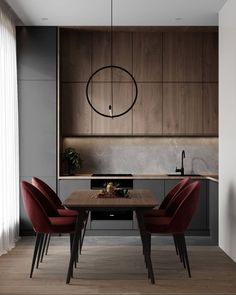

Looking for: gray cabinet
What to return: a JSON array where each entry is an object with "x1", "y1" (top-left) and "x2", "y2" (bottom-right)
[
  {"x1": 208, "y1": 180, "x2": 218, "y2": 244},
  {"x1": 164, "y1": 179, "x2": 209, "y2": 235},
  {"x1": 17, "y1": 27, "x2": 57, "y2": 235},
  {"x1": 59, "y1": 179, "x2": 90, "y2": 201}
]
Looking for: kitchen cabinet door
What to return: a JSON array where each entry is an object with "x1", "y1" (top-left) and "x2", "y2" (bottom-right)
[
  {"x1": 133, "y1": 32, "x2": 162, "y2": 82},
  {"x1": 92, "y1": 82, "x2": 133, "y2": 135},
  {"x1": 203, "y1": 83, "x2": 218, "y2": 135},
  {"x1": 163, "y1": 32, "x2": 202, "y2": 82},
  {"x1": 60, "y1": 83, "x2": 92, "y2": 135},
  {"x1": 92, "y1": 31, "x2": 111, "y2": 81},
  {"x1": 133, "y1": 83, "x2": 163, "y2": 135},
  {"x1": 163, "y1": 83, "x2": 203, "y2": 135},
  {"x1": 60, "y1": 29, "x2": 91, "y2": 82},
  {"x1": 203, "y1": 32, "x2": 218, "y2": 82}
]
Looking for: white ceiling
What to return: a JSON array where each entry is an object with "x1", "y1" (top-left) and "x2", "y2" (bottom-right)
[{"x1": 6, "y1": 0, "x2": 227, "y2": 26}]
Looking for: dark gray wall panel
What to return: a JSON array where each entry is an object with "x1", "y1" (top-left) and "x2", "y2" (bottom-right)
[
  {"x1": 17, "y1": 27, "x2": 57, "y2": 235},
  {"x1": 17, "y1": 27, "x2": 56, "y2": 81},
  {"x1": 19, "y1": 80, "x2": 56, "y2": 177}
]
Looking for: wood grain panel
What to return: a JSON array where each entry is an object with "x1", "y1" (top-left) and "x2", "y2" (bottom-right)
[
  {"x1": 60, "y1": 83, "x2": 91, "y2": 135},
  {"x1": 92, "y1": 32, "x2": 111, "y2": 81},
  {"x1": 203, "y1": 32, "x2": 218, "y2": 82},
  {"x1": 163, "y1": 83, "x2": 202, "y2": 135},
  {"x1": 92, "y1": 82, "x2": 132, "y2": 134},
  {"x1": 203, "y1": 83, "x2": 218, "y2": 135},
  {"x1": 133, "y1": 32, "x2": 162, "y2": 81},
  {"x1": 113, "y1": 32, "x2": 132, "y2": 81},
  {"x1": 60, "y1": 29, "x2": 91, "y2": 82},
  {"x1": 163, "y1": 32, "x2": 202, "y2": 82},
  {"x1": 133, "y1": 83, "x2": 162, "y2": 135},
  {"x1": 63, "y1": 189, "x2": 158, "y2": 208}
]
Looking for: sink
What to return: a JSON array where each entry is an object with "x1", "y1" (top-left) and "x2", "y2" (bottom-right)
[{"x1": 167, "y1": 174, "x2": 201, "y2": 177}]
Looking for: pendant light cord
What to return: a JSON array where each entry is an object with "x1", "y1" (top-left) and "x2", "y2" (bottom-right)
[{"x1": 110, "y1": 0, "x2": 113, "y2": 117}]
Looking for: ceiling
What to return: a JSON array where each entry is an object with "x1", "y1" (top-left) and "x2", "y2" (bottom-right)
[{"x1": 5, "y1": 0, "x2": 227, "y2": 26}]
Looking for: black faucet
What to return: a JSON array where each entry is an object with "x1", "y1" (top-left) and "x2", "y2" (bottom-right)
[{"x1": 175, "y1": 150, "x2": 185, "y2": 176}]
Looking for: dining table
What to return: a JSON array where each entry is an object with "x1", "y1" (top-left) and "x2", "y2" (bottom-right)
[{"x1": 63, "y1": 189, "x2": 158, "y2": 284}]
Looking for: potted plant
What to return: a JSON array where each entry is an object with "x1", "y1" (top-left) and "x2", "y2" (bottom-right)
[{"x1": 63, "y1": 148, "x2": 82, "y2": 175}]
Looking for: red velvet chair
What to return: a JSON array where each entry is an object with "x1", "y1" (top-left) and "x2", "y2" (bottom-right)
[
  {"x1": 144, "y1": 177, "x2": 191, "y2": 218},
  {"x1": 144, "y1": 181, "x2": 200, "y2": 278},
  {"x1": 32, "y1": 177, "x2": 88, "y2": 255},
  {"x1": 21, "y1": 181, "x2": 76, "y2": 278}
]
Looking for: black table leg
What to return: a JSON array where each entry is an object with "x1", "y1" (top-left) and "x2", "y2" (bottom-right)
[
  {"x1": 66, "y1": 210, "x2": 86, "y2": 284},
  {"x1": 136, "y1": 210, "x2": 155, "y2": 284}
]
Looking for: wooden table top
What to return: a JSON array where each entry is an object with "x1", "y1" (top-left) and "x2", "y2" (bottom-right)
[{"x1": 63, "y1": 189, "x2": 158, "y2": 209}]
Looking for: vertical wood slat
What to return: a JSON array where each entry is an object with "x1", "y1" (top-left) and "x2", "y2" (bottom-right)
[{"x1": 163, "y1": 32, "x2": 202, "y2": 82}]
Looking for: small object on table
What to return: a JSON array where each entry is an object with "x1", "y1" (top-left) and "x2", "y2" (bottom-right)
[{"x1": 96, "y1": 188, "x2": 129, "y2": 198}]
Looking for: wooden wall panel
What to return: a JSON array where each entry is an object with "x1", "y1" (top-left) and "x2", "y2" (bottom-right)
[
  {"x1": 60, "y1": 29, "x2": 91, "y2": 82},
  {"x1": 163, "y1": 84, "x2": 202, "y2": 135},
  {"x1": 92, "y1": 32, "x2": 111, "y2": 81},
  {"x1": 92, "y1": 83, "x2": 132, "y2": 134},
  {"x1": 203, "y1": 32, "x2": 218, "y2": 82},
  {"x1": 133, "y1": 32, "x2": 162, "y2": 81},
  {"x1": 113, "y1": 32, "x2": 132, "y2": 81},
  {"x1": 133, "y1": 83, "x2": 162, "y2": 134},
  {"x1": 163, "y1": 32, "x2": 202, "y2": 82},
  {"x1": 60, "y1": 83, "x2": 91, "y2": 135},
  {"x1": 203, "y1": 83, "x2": 218, "y2": 135}
]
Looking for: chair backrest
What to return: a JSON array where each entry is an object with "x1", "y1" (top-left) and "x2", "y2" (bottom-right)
[
  {"x1": 169, "y1": 181, "x2": 200, "y2": 233},
  {"x1": 159, "y1": 177, "x2": 191, "y2": 210},
  {"x1": 21, "y1": 181, "x2": 52, "y2": 233},
  {"x1": 32, "y1": 177, "x2": 62, "y2": 209}
]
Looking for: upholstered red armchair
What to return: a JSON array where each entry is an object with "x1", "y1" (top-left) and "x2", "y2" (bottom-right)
[
  {"x1": 21, "y1": 181, "x2": 76, "y2": 278},
  {"x1": 144, "y1": 181, "x2": 200, "y2": 278}
]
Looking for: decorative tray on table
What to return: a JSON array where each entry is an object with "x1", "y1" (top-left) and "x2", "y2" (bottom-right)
[{"x1": 96, "y1": 188, "x2": 130, "y2": 199}]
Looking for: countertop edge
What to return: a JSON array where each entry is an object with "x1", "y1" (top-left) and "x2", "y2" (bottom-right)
[{"x1": 59, "y1": 174, "x2": 218, "y2": 182}]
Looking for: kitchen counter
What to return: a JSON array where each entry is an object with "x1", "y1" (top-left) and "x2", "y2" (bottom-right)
[{"x1": 59, "y1": 174, "x2": 218, "y2": 182}]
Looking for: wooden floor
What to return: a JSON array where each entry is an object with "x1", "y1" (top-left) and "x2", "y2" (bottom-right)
[{"x1": 0, "y1": 236, "x2": 236, "y2": 295}]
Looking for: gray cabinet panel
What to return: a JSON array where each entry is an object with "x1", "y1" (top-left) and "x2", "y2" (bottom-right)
[
  {"x1": 133, "y1": 180, "x2": 165, "y2": 202},
  {"x1": 19, "y1": 80, "x2": 56, "y2": 177},
  {"x1": 208, "y1": 180, "x2": 218, "y2": 244},
  {"x1": 59, "y1": 179, "x2": 90, "y2": 201},
  {"x1": 17, "y1": 27, "x2": 56, "y2": 81},
  {"x1": 164, "y1": 179, "x2": 208, "y2": 233},
  {"x1": 90, "y1": 220, "x2": 133, "y2": 230}
]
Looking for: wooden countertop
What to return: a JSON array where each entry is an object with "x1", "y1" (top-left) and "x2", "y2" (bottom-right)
[{"x1": 59, "y1": 174, "x2": 218, "y2": 182}]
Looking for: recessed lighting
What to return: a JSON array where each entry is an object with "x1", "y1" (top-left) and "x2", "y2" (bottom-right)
[
  {"x1": 175, "y1": 17, "x2": 182, "y2": 21},
  {"x1": 41, "y1": 18, "x2": 48, "y2": 21}
]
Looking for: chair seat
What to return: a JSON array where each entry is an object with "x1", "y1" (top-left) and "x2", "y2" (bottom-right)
[
  {"x1": 144, "y1": 217, "x2": 173, "y2": 233},
  {"x1": 144, "y1": 208, "x2": 166, "y2": 218},
  {"x1": 57, "y1": 208, "x2": 78, "y2": 217},
  {"x1": 48, "y1": 217, "x2": 76, "y2": 233}
]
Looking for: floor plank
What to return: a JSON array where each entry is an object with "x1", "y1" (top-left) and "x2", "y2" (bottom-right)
[{"x1": 0, "y1": 236, "x2": 236, "y2": 295}]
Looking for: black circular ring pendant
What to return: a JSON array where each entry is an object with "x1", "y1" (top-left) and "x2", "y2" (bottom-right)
[{"x1": 86, "y1": 65, "x2": 138, "y2": 118}]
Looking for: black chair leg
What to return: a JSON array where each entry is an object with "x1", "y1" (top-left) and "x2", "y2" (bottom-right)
[
  {"x1": 40, "y1": 234, "x2": 48, "y2": 262},
  {"x1": 173, "y1": 234, "x2": 179, "y2": 256},
  {"x1": 30, "y1": 233, "x2": 41, "y2": 278},
  {"x1": 45, "y1": 234, "x2": 51, "y2": 255},
  {"x1": 80, "y1": 212, "x2": 89, "y2": 254},
  {"x1": 181, "y1": 234, "x2": 191, "y2": 278},
  {"x1": 36, "y1": 233, "x2": 44, "y2": 269}
]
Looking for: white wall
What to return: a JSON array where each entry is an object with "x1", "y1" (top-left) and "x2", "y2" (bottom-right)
[{"x1": 219, "y1": 0, "x2": 236, "y2": 262}]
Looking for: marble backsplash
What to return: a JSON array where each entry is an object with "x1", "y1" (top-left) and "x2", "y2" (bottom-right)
[{"x1": 63, "y1": 137, "x2": 218, "y2": 175}]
